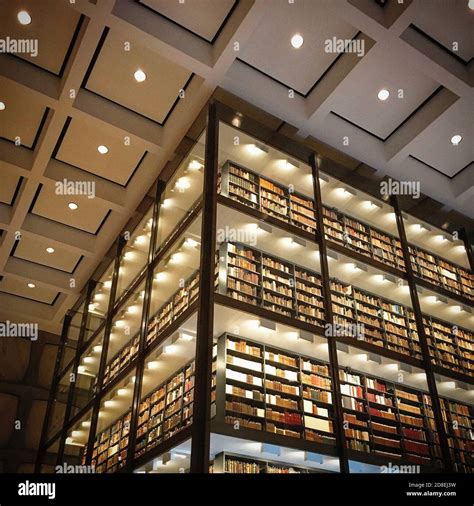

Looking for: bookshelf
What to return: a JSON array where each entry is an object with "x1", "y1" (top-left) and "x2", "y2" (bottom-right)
[
  {"x1": 211, "y1": 452, "x2": 320, "y2": 473},
  {"x1": 219, "y1": 161, "x2": 317, "y2": 234},
  {"x1": 218, "y1": 242, "x2": 325, "y2": 326},
  {"x1": 101, "y1": 335, "x2": 140, "y2": 388},
  {"x1": 146, "y1": 271, "x2": 200, "y2": 346},
  {"x1": 322, "y1": 207, "x2": 405, "y2": 272},
  {"x1": 409, "y1": 245, "x2": 472, "y2": 301},
  {"x1": 219, "y1": 334, "x2": 336, "y2": 447},
  {"x1": 135, "y1": 361, "x2": 196, "y2": 459},
  {"x1": 339, "y1": 369, "x2": 442, "y2": 468},
  {"x1": 89, "y1": 411, "x2": 131, "y2": 473},
  {"x1": 330, "y1": 278, "x2": 420, "y2": 359},
  {"x1": 440, "y1": 398, "x2": 473, "y2": 473}
]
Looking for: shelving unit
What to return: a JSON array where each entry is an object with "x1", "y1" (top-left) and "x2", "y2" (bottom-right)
[
  {"x1": 440, "y1": 398, "x2": 473, "y2": 473},
  {"x1": 219, "y1": 334, "x2": 335, "y2": 447},
  {"x1": 89, "y1": 411, "x2": 131, "y2": 473},
  {"x1": 330, "y1": 279, "x2": 419, "y2": 359},
  {"x1": 218, "y1": 242, "x2": 325, "y2": 326},
  {"x1": 219, "y1": 161, "x2": 317, "y2": 234},
  {"x1": 146, "y1": 271, "x2": 200, "y2": 346},
  {"x1": 135, "y1": 362, "x2": 196, "y2": 459},
  {"x1": 409, "y1": 245, "x2": 472, "y2": 301},
  {"x1": 211, "y1": 452, "x2": 321, "y2": 474},
  {"x1": 102, "y1": 335, "x2": 140, "y2": 387},
  {"x1": 339, "y1": 369, "x2": 441, "y2": 468}
]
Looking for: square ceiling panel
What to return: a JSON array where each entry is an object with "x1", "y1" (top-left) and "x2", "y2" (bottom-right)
[
  {"x1": 138, "y1": 0, "x2": 237, "y2": 43},
  {"x1": 83, "y1": 29, "x2": 192, "y2": 124},
  {"x1": 0, "y1": 276, "x2": 59, "y2": 305},
  {"x1": 239, "y1": 0, "x2": 358, "y2": 95},
  {"x1": 408, "y1": 99, "x2": 472, "y2": 179},
  {"x1": 0, "y1": 0, "x2": 83, "y2": 75},
  {"x1": 30, "y1": 184, "x2": 111, "y2": 235},
  {"x1": 0, "y1": 173, "x2": 22, "y2": 206},
  {"x1": 329, "y1": 44, "x2": 440, "y2": 140},
  {"x1": 12, "y1": 235, "x2": 83, "y2": 273},
  {"x1": 54, "y1": 116, "x2": 146, "y2": 186},
  {"x1": 411, "y1": 1, "x2": 473, "y2": 63},
  {"x1": 0, "y1": 77, "x2": 48, "y2": 149}
]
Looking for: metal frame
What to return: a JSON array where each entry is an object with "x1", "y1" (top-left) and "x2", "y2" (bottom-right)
[{"x1": 38, "y1": 100, "x2": 472, "y2": 474}]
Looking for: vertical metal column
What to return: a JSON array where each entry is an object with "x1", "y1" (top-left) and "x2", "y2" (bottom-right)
[
  {"x1": 391, "y1": 196, "x2": 454, "y2": 471},
  {"x1": 55, "y1": 282, "x2": 96, "y2": 466},
  {"x1": 190, "y1": 102, "x2": 219, "y2": 473},
  {"x1": 35, "y1": 311, "x2": 72, "y2": 472},
  {"x1": 310, "y1": 153, "x2": 349, "y2": 473},
  {"x1": 84, "y1": 235, "x2": 127, "y2": 465},
  {"x1": 125, "y1": 180, "x2": 166, "y2": 470}
]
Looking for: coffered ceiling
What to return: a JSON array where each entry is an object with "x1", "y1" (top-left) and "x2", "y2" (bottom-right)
[{"x1": 0, "y1": 0, "x2": 472, "y2": 333}]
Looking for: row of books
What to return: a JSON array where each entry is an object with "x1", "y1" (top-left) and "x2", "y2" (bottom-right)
[
  {"x1": 220, "y1": 161, "x2": 317, "y2": 234},
  {"x1": 220, "y1": 242, "x2": 325, "y2": 326},
  {"x1": 223, "y1": 335, "x2": 335, "y2": 446},
  {"x1": 219, "y1": 159, "x2": 472, "y2": 304},
  {"x1": 146, "y1": 272, "x2": 199, "y2": 346},
  {"x1": 135, "y1": 362, "x2": 196, "y2": 459},
  {"x1": 339, "y1": 369, "x2": 442, "y2": 466},
  {"x1": 89, "y1": 411, "x2": 131, "y2": 473}
]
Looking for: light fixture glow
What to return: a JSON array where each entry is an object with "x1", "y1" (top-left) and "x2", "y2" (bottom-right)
[
  {"x1": 0, "y1": 102, "x2": 5, "y2": 111},
  {"x1": 97, "y1": 145, "x2": 109, "y2": 154},
  {"x1": 46, "y1": 247, "x2": 55, "y2": 253},
  {"x1": 155, "y1": 271, "x2": 167, "y2": 282},
  {"x1": 184, "y1": 238, "x2": 199, "y2": 248},
  {"x1": 378, "y1": 89, "x2": 389, "y2": 101},
  {"x1": 134, "y1": 235, "x2": 147, "y2": 245},
  {"x1": 175, "y1": 177, "x2": 191, "y2": 190},
  {"x1": 291, "y1": 33, "x2": 304, "y2": 49},
  {"x1": 68, "y1": 202, "x2": 78, "y2": 210},
  {"x1": 247, "y1": 143, "x2": 268, "y2": 156},
  {"x1": 17, "y1": 10, "x2": 32, "y2": 25},
  {"x1": 88, "y1": 303, "x2": 95, "y2": 312},
  {"x1": 450, "y1": 134, "x2": 462, "y2": 146},
  {"x1": 180, "y1": 333, "x2": 194, "y2": 341},
  {"x1": 103, "y1": 280, "x2": 112, "y2": 289},
  {"x1": 147, "y1": 361, "x2": 160, "y2": 370},
  {"x1": 134, "y1": 69, "x2": 147, "y2": 82},
  {"x1": 27, "y1": 282, "x2": 36, "y2": 288},
  {"x1": 188, "y1": 160, "x2": 203, "y2": 170}
]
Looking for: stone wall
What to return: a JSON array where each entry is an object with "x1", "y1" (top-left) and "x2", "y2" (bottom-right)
[{"x1": 0, "y1": 330, "x2": 60, "y2": 472}]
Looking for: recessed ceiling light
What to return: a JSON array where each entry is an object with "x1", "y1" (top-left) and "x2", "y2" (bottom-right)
[
  {"x1": 68, "y1": 202, "x2": 78, "y2": 210},
  {"x1": 450, "y1": 134, "x2": 462, "y2": 146},
  {"x1": 0, "y1": 102, "x2": 5, "y2": 111},
  {"x1": 175, "y1": 177, "x2": 191, "y2": 190},
  {"x1": 469, "y1": 0, "x2": 474, "y2": 10},
  {"x1": 27, "y1": 282, "x2": 36, "y2": 288},
  {"x1": 17, "y1": 11, "x2": 32, "y2": 25},
  {"x1": 46, "y1": 247, "x2": 55, "y2": 254},
  {"x1": 291, "y1": 33, "x2": 304, "y2": 49},
  {"x1": 188, "y1": 160, "x2": 203, "y2": 170},
  {"x1": 97, "y1": 145, "x2": 109, "y2": 154},
  {"x1": 134, "y1": 69, "x2": 147, "y2": 82},
  {"x1": 377, "y1": 89, "x2": 389, "y2": 101}
]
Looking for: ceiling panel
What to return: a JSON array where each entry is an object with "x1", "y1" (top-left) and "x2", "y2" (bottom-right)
[
  {"x1": 411, "y1": 1, "x2": 473, "y2": 62},
  {"x1": 408, "y1": 99, "x2": 473, "y2": 178},
  {"x1": 55, "y1": 116, "x2": 146, "y2": 186},
  {"x1": 0, "y1": 77, "x2": 48, "y2": 148},
  {"x1": 13, "y1": 235, "x2": 82, "y2": 273},
  {"x1": 30, "y1": 185, "x2": 111, "y2": 235},
  {"x1": 84, "y1": 29, "x2": 192, "y2": 124},
  {"x1": 0, "y1": 0, "x2": 82, "y2": 75},
  {"x1": 0, "y1": 276, "x2": 58, "y2": 304},
  {"x1": 330, "y1": 44, "x2": 440, "y2": 140},
  {"x1": 0, "y1": 173, "x2": 22, "y2": 206},
  {"x1": 239, "y1": 0, "x2": 358, "y2": 95},
  {"x1": 139, "y1": 0, "x2": 236, "y2": 42}
]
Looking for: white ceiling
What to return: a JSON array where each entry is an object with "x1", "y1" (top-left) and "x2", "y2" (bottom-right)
[{"x1": 0, "y1": 0, "x2": 472, "y2": 333}]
